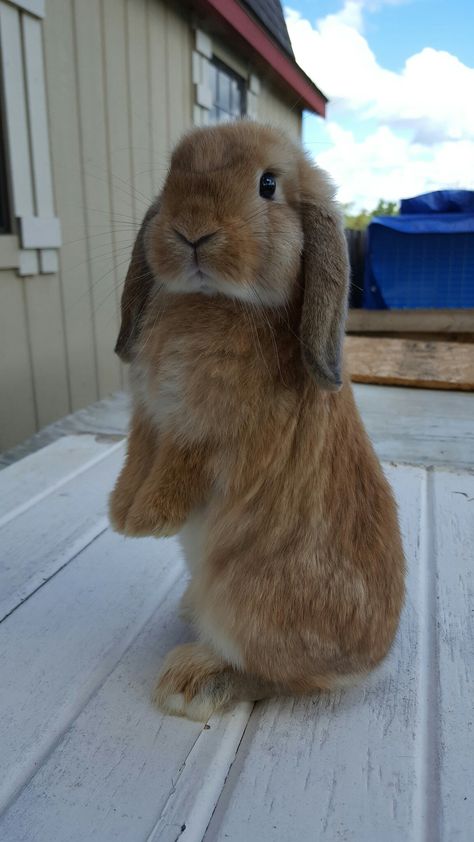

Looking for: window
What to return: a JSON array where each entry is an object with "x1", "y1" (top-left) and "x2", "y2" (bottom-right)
[
  {"x1": 208, "y1": 58, "x2": 246, "y2": 124},
  {"x1": 0, "y1": 0, "x2": 60, "y2": 274},
  {"x1": 192, "y1": 29, "x2": 257, "y2": 128}
]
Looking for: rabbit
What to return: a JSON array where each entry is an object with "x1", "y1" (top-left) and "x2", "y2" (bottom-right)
[{"x1": 109, "y1": 121, "x2": 405, "y2": 722}]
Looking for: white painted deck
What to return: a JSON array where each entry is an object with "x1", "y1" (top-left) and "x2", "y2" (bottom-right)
[{"x1": 0, "y1": 432, "x2": 473, "y2": 841}]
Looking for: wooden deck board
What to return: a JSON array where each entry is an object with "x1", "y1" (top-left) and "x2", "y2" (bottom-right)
[
  {"x1": 0, "y1": 573, "x2": 251, "y2": 842},
  {"x1": 346, "y1": 336, "x2": 474, "y2": 390},
  {"x1": 0, "y1": 528, "x2": 183, "y2": 815},
  {"x1": 347, "y1": 308, "x2": 474, "y2": 335},
  {"x1": 0, "y1": 438, "x2": 472, "y2": 841},
  {"x1": 0, "y1": 434, "x2": 122, "y2": 527},
  {"x1": 432, "y1": 471, "x2": 474, "y2": 838},
  {"x1": 0, "y1": 445, "x2": 125, "y2": 622}
]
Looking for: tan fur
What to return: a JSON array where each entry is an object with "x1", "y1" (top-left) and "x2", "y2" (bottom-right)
[{"x1": 109, "y1": 122, "x2": 405, "y2": 720}]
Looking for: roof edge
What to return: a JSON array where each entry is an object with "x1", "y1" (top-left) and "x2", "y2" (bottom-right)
[{"x1": 195, "y1": 0, "x2": 327, "y2": 116}]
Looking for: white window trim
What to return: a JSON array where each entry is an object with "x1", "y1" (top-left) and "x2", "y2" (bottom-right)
[
  {"x1": 0, "y1": 0, "x2": 60, "y2": 275},
  {"x1": 5, "y1": 0, "x2": 44, "y2": 17},
  {"x1": 192, "y1": 27, "x2": 259, "y2": 126}
]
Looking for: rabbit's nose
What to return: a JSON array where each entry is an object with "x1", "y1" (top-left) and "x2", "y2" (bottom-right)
[{"x1": 173, "y1": 228, "x2": 218, "y2": 250}]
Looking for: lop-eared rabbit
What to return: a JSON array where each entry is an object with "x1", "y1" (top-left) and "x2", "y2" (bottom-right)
[{"x1": 110, "y1": 122, "x2": 405, "y2": 721}]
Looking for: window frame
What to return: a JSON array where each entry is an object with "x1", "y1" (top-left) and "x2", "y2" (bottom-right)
[
  {"x1": 0, "y1": 0, "x2": 60, "y2": 275},
  {"x1": 208, "y1": 56, "x2": 247, "y2": 125},
  {"x1": 193, "y1": 27, "x2": 259, "y2": 127}
]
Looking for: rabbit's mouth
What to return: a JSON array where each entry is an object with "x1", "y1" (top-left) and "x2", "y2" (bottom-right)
[
  {"x1": 187, "y1": 269, "x2": 216, "y2": 296},
  {"x1": 171, "y1": 267, "x2": 260, "y2": 303}
]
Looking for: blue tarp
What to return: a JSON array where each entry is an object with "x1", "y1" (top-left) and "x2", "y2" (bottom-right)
[
  {"x1": 400, "y1": 189, "x2": 474, "y2": 215},
  {"x1": 363, "y1": 190, "x2": 474, "y2": 309},
  {"x1": 370, "y1": 213, "x2": 474, "y2": 235}
]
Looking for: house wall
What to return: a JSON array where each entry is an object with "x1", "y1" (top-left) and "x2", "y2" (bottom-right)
[
  {"x1": 258, "y1": 78, "x2": 302, "y2": 137},
  {"x1": 0, "y1": 0, "x2": 302, "y2": 452}
]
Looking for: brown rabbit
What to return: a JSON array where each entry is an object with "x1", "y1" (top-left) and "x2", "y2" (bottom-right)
[{"x1": 109, "y1": 121, "x2": 405, "y2": 721}]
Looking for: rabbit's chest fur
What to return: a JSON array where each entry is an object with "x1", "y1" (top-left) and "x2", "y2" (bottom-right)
[{"x1": 132, "y1": 295, "x2": 300, "y2": 445}]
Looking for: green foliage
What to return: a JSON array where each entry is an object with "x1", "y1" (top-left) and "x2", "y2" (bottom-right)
[{"x1": 344, "y1": 199, "x2": 399, "y2": 230}]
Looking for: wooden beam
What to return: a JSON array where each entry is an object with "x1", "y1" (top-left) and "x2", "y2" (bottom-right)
[
  {"x1": 347, "y1": 309, "x2": 474, "y2": 335},
  {"x1": 346, "y1": 336, "x2": 474, "y2": 391}
]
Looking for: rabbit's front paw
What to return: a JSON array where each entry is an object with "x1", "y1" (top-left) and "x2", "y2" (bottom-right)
[{"x1": 123, "y1": 488, "x2": 188, "y2": 538}]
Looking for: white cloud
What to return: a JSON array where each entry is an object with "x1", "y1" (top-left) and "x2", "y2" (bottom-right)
[
  {"x1": 285, "y1": 3, "x2": 474, "y2": 208},
  {"x1": 286, "y1": 5, "x2": 474, "y2": 143},
  {"x1": 316, "y1": 124, "x2": 474, "y2": 210}
]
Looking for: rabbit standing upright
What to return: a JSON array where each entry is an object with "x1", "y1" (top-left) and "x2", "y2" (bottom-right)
[{"x1": 109, "y1": 122, "x2": 405, "y2": 721}]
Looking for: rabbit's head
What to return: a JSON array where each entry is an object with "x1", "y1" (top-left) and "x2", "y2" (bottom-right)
[{"x1": 116, "y1": 122, "x2": 349, "y2": 391}]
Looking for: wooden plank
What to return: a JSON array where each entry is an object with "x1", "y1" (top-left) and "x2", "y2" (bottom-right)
[
  {"x1": 166, "y1": 4, "x2": 193, "y2": 149},
  {"x1": 73, "y1": 0, "x2": 121, "y2": 397},
  {"x1": 22, "y1": 272, "x2": 71, "y2": 429},
  {"x1": 257, "y1": 78, "x2": 301, "y2": 136},
  {"x1": 347, "y1": 308, "x2": 474, "y2": 335},
  {"x1": 101, "y1": 0, "x2": 135, "y2": 382},
  {"x1": 42, "y1": 0, "x2": 98, "y2": 410},
  {"x1": 146, "y1": 702, "x2": 253, "y2": 842},
  {"x1": 353, "y1": 383, "x2": 474, "y2": 470},
  {"x1": 0, "y1": 434, "x2": 122, "y2": 527},
  {"x1": 0, "y1": 270, "x2": 37, "y2": 450},
  {"x1": 346, "y1": 336, "x2": 474, "y2": 390},
  {"x1": 126, "y1": 0, "x2": 153, "y2": 223},
  {"x1": 432, "y1": 469, "x2": 474, "y2": 839},
  {"x1": 204, "y1": 464, "x2": 432, "y2": 841},
  {"x1": 148, "y1": 0, "x2": 170, "y2": 189},
  {"x1": 0, "y1": 528, "x2": 183, "y2": 816},
  {"x1": 0, "y1": 565, "x2": 252, "y2": 842},
  {"x1": 0, "y1": 236, "x2": 20, "y2": 269},
  {"x1": 180, "y1": 11, "x2": 193, "y2": 136},
  {"x1": 0, "y1": 445, "x2": 124, "y2": 622},
  {"x1": 21, "y1": 15, "x2": 55, "y2": 219}
]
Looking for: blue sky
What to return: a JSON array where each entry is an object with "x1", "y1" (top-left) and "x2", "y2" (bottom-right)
[
  {"x1": 284, "y1": 1, "x2": 474, "y2": 210},
  {"x1": 293, "y1": 0, "x2": 474, "y2": 71}
]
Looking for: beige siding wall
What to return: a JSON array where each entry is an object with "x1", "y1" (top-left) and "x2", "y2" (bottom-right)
[
  {"x1": 0, "y1": 0, "x2": 193, "y2": 451},
  {"x1": 0, "y1": 1, "x2": 302, "y2": 452},
  {"x1": 257, "y1": 77, "x2": 302, "y2": 138}
]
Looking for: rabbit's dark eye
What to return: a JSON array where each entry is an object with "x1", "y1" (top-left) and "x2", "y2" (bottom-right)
[{"x1": 259, "y1": 172, "x2": 276, "y2": 199}]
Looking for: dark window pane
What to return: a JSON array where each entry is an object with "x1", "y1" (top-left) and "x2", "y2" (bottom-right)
[
  {"x1": 230, "y1": 79, "x2": 241, "y2": 116},
  {"x1": 217, "y1": 69, "x2": 231, "y2": 111},
  {"x1": 210, "y1": 57, "x2": 245, "y2": 124},
  {"x1": 208, "y1": 62, "x2": 217, "y2": 103},
  {"x1": 0, "y1": 109, "x2": 11, "y2": 234}
]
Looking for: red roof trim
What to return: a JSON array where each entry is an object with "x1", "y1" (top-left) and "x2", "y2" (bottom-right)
[{"x1": 196, "y1": 0, "x2": 326, "y2": 116}]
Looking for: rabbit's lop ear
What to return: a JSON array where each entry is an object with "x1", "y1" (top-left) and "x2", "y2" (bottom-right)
[
  {"x1": 299, "y1": 177, "x2": 350, "y2": 392},
  {"x1": 114, "y1": 199, "x2": 160, "y2": 362}
]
